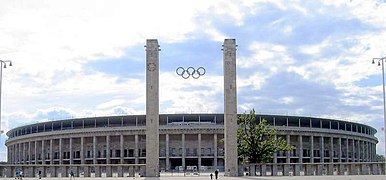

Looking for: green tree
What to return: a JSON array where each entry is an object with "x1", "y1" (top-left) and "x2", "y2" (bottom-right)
[{"x1": 237, "y1": 109, "x2": 293, "y2": 163}]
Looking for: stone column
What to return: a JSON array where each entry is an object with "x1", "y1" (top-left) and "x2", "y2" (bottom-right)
[
  {"x1": 198, "y1": 134, "x2": 202, "y2": 171},
  {"x1": 59, "y1": 138, "x2": 63, "y2": 164},
  {"x1": 120, "y1": 134, "x2": 124, "y2": 164},
  {"x1": 42, "y1": 140, "x2": 45, "y2": 164},
  {"x1": 299, "y1": 135, "x2": 303, "y2": 163},
  {"x1": 214, "y1": 134, "x2": 218, "y2": 168},
  {"x1": 223, "y1": 38, "x2": 238, "y2": 176},
  {"x1": 50, "y1": 139, "x2": 53, "y2": 164},
  {"x1": 166, "y1": 134, "x2": 170, "y2": 171},
  {"x1": 361, "y1": 140, "x2": 364, "y2": 162},
  {"x1": 310, "y1": 135, "x2": 314, "y2": 163},
  {"x1": 352, "y1": 139, "x2": 355, "y2": 162},
  {"x1": 81, "y1": 137, "x2": 84, "y2": 164},
  {"x1": 135, "y1": 135, "x2": 139, "y2": 164},
  {"x1": 145, "y1": 39, "x2": 160, "y2": 177},
  {"x1": 330, "y1": 137, "x2": 333, "y2": 162},
  {"x1": 321, "y1": 136, "x2": 324, "y2": 162},
  {"x1": 34, "y1": 141, "x2": 38, "y2": 164},
  {"x1": 339, "y1": 138, "x2": 342, "y2": 162},
  {"x1": 22, "y1": 142, "x2": 25, "y2": 164},
  {"x1": 182, "y1": 134, "x2": 186, "y2": 170},
  {"x1": 69, "y1": 138, "x2": 73, "y2": 164},
  {"x1": 106, "y1": 135, "x2": 110, "y2": 164},
  {"x1": 346, "y1": 138, "x2": 349, "y2": 162},
  {"x1": 286, "y1": 135, "x2": 290, "y2": 163},
  {"x1": 28, "y1": 141, "x2": 31, "y2": 164},
  {"x1": 93, "y1": 136, "x2": 97, "y2": 164}
]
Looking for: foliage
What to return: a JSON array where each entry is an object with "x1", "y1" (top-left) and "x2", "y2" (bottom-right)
[
  {"x1": 237, "y1": 109, "x2": 293, "y2": 164},
  {"x1": 376, "y1": 154, "x2": 385, "y2": 162}
]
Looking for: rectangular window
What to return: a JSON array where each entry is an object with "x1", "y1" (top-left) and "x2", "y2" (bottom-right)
[
  {"x1": 124, "y1": 149, "x2": 128, "y2": 157},
  {"x1": 128, "y1": 149, "x2": 134, "y2": 157}
]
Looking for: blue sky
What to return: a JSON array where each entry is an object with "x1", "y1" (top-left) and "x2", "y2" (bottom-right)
[{"x1": 1, "y1": 0, "x2": 386, "y2": 161}]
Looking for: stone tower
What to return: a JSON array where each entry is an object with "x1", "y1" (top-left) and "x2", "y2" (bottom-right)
[
  {"x1": 145, "y1": 39, "x2": 160, "y2": 177},
  {"x1": 223, "y1": 39, "x2": 238, "y2": 176}
]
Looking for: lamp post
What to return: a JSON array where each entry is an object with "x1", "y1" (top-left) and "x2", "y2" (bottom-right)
[
  {"x1": 372, "y1": 57, "x2": 386, "y2": 173},
  {"x1": 0, "y1": 60, "x2": 12, "y2": 134}
]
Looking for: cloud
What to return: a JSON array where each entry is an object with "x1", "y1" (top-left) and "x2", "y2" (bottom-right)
[{"x1": 2, "y1": 0, "x2": 386, "y2": 161}]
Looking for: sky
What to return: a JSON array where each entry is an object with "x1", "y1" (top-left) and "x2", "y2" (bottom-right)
[{"x1": 0, "y1": 0, "x2": 386, "y2": 161}]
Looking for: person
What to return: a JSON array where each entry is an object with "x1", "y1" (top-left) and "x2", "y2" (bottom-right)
[
  {"x1": 15, "y1": 169, "x2": 19, "y2": 179},
  {"x1": 210, "y1": 173, "x2": 213, "y2": 180},
  {"x1": 38, "y1": 170, "x2": 42, "y2": 179},
  {"x1": 214, "y1": 169, "x2": 218, "y2": 180},
  {"x1": 19, "y1": 170, "x2": 23, "y2": 180},
  {"x1": 70, "y1": 171, "x2": 75, "y2": 180}
]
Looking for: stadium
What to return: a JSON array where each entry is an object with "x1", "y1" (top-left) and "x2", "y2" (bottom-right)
[
  {"x1": 2, "y1": 113, "x2": 381, "y2": 177},
  {"x1": 1, "y1": 39, "x2": 384, "y2": 177}
]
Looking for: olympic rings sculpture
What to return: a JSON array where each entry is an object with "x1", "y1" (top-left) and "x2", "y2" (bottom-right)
[{"x1": 176, "y1": 67, "x2": 206, "y2": 79}]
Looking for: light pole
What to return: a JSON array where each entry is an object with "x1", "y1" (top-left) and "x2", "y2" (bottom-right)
[
  {"x1": 0, "y1": 60, "x2": 12, "y2": 134},
  {"x1": 372, "y1": 57, "x2": 386, "y2": 173}
]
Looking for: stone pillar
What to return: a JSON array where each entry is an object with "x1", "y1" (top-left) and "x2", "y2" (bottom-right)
[
  {"x1": 34, "y1": 141, "x2": 38, "y2": 164},
  {"x1": 330, "y1": 137, "x2": 333, "y2": 162},
  {"x1": 69, "y1": 138, "x2": 73, "y2": 164},
  {"x1": 366, "y1": 142, "x2": 370, "y2": 162},
  {"x1": 182, "y1": 134, "x2": 186, "y2": 169},
  {"x1": 145, "y1": 39, "x2": 160, "y2": 177},
  {"x1": 339, "y1": 164, "x2": 345, "y2": 175},
  {"x1": 327, "y1": 164, "x2": 333, "y2": 175},
  {"x1": 93, "y1": 136, "x2": 97, "y2": 164},
  {"x1": 299, "y1": 135, "x2": 303, "y2": 163},
  {"x1": 214, "y1": 134, "x2": 218, "y2": 168},
  {"x1": 223, "y1": 39, "x2": 238, "y2": 176},
  {"x1": 338, "y1": 138, "x2": 342, "y2": 162},
  {"x1": 284, "y1": 164, "x2": 289, "y2": 176},
  {"x1": 166, "y1": 134, "x2": 170, "y2": 171},
  {"x1": 346, "y1": 138, "x2": 349, "y2": 162},
  {"x1": 321, "y1": 136, "x2": 324, "y2": 162},
  {"x1": 361, "y1": 140, "x2": 364, "y2": 162},
  {"x1": 81, "y1": 137, "x2": 85, "y2": 164},
  {"x1": 310, "y1": 135, "x2": 314, "y2": 163},
  {"x1": 198, "y1": 134, "x2": 201, "y2": 171},
  {"x1": 135, "y1": 135, "x2": 139, "y2": 164},
  {"x1": 250, "y1": 164, "x2": 256, "y2": 176},
  {"x1": 120, "y1": 135, "x2": 124, "y2": 164},
  {"x1": 272, "y1": 134, "x2": 277, "y2": 164},
  {"x1": 106, "y1": 135, "x2": 110, "y2": 164},
  {"x1": 22, "y1": 142, "x2": 25, "y2": 164},
  {"x1": 262, "y1": 164, "x2": 267, "y2": 176},
  {"x1": 286, "y1": 135, "x2": 290, "y2": 163},
  {"x1": 42, "y1": 140, "x2": 45, "y2": 164},
  {"x1": 59, "y1": 138, "x2": 63, "y2": 164},
  {"x1": 28, "y1": 141, "x2": 31, "y2": 164},
  {"x1": 50, "y1": 139, "x2": 53, "y2": 165},
  {"x1": 352, "y1": 139, "x2": 355, "y2": 162}
]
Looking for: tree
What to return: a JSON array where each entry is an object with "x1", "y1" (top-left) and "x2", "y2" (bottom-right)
[{"x1": 237, "y1": 109, "x2": 293, "y2": 163}]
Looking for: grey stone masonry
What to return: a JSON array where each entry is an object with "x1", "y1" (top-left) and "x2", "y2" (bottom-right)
[
  {"x1": 223, "y1": 39, "x2": 238, "y2": 176},
  {"x1": 145, "y1": 39, "x2": 160, "y2": 177}
]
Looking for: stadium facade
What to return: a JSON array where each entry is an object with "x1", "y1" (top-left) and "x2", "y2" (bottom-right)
[
  {"x1": 1, "y1": 39, "x2": 384, "y2": 177},
  {"x1": 2, "y1": 114, "x2": 382, "y2": 177}
]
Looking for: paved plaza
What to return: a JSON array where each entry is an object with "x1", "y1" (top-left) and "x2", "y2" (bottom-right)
[{"x1": 1, "y1": 176, "x2": 386, "y2": 180}]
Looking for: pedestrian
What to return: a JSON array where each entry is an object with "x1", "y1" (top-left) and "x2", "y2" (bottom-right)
[
  {"x1": 38, "y1": 170, "x2": 42, "y2": 179},
  {"x1": 19, "y1": 170, "x2": 23, "y2": 180},
  {"x1": 210, "y1": 173, "x2": 213, "y2": 180},
  {"x1": 214, "y1": 169, "x2": 218, "y2": 180},
  {"x1": 70, "y1": 171, "x2": 75, "y2": 180}
]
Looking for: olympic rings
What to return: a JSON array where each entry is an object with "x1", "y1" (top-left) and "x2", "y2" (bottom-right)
[{"x1": 176, "y1": 67, "x2": 206, "y2": 79}]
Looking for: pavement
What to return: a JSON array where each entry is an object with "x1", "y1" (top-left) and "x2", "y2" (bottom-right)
[{"x1": 1, "y1": 176, "x2": 386, "y2": 180}]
